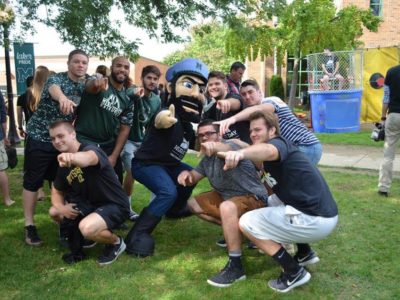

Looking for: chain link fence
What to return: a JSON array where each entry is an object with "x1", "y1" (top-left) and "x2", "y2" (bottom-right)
[{"x1": 307, "y1": 50, "x2": 363, "y2": 91}]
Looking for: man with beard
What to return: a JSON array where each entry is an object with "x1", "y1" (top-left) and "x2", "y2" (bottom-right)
[
  {"x1": 121, "y1": 65, "x2": 161, "y2": 220},
  {"x1": 75, "y1": 57, "x2": 134, "y2": 183},
  {"x1": 23, "y1": 49, "x2": 89, "y2": 246},
  {"x1": 125, "y1": 58, "x2": 208, "y2": 257},
  {"x1": 202, "y1": 71, "x2": 250, "y2": 143}
]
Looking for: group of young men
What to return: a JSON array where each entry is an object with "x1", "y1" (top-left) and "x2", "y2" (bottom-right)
[{"x1": 19, "y1": 50, "x2": 338, "y2": 293}]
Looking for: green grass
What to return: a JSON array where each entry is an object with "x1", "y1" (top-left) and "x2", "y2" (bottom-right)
[
  {"x1": 316, "y1": 130, "x2": 384, "y2": 147},
  {"x1": 1, "y1": 155, "x2": 400, "y2": 299}
]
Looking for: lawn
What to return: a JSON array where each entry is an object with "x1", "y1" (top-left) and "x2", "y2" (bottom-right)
[
  {"x1": 315, "y1": 129, "x2": 384, "y2": 147},
  {"x1": 1, "y1": 155, "x2": 399, "y2": 299}
]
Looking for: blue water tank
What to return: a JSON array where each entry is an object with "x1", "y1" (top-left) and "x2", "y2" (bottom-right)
[{"x1": 309, "y1": 89, "x2": 363, "y2": 133}]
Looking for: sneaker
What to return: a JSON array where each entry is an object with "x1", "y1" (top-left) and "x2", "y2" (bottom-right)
[
  {"x1": 129, "y1": 210, "x2": 139, "y2": 222},
  {"x1": 25, "y1": 225, "x2": 43, "y2": 246},
  {"x1": 207, "y1": 260, "x2": 246, "y2": 287},
  {"x1": 62, "y1": 252, "x2": 87, "y2": 264},
  {"x1": 294, "y1": 250, "x2": 320, "y2": 266},
  {"x1": 247, "y1": 241, "x2": 257, "y2": 249},
  {"x1": 216, "y1": 238, "x2": 227, "y2": 248},
  {"x1": 97, "y1": 237, "x2": 126, "y2": 266},
  {"x1": 378, "y1": 191, "x2": 388, "y2": 197},
  {"x1": 268, "y1": 267, "x2": 311, "y2": 293},
  {"x1": 83, "y1": 239, "x2": 97, "y2": 249}
]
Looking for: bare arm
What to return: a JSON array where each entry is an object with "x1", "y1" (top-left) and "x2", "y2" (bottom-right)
[
  {"x1": 57, "y1": 150, "x2": 99, "y2": 168},
  {"x1": 218, "y1": 143, "x2": 279, "y2": 171},
  {"x1": 177, "y1": 169, "x2": 204, "y2": 187},
  {"x1": 108, "y1": 124, "x2": 130, "y2": 167},
  {"x1": 48, "y1": 84, "x2": 77, "y2": 115},
  {"x1": 321, "y1": 63, "x2": 329, "y2": 75},
  {"x1": 51, "y1": 186, "x2": 79, "y2": 219},
  {"x1": 17, "y1": 107, "x2": 25, "y2": 138},
  {"x1": 215, "y1": 103, "x2": 275, "y2": 135}
]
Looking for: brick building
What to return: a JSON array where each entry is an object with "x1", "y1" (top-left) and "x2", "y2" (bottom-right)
[{"x1": 246, "y1": 0, "x2": 400, "y2": 99}]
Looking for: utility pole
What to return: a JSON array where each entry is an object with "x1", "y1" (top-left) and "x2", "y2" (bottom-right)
[{"x1": 3, "y1": 24, "x2": 19, "y2": 145}]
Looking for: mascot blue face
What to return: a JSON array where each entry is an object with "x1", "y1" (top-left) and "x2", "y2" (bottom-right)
[{"x1": 166, "y1": 58, "x2": 209, "y2": 123}]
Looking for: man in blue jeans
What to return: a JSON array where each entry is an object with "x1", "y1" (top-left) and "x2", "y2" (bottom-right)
[{"x1": 125, "y1": 58, "x2": 209, "y2": 257}]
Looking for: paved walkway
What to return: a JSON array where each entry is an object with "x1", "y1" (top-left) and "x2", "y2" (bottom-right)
[{"x1": 16, "y1": 144, "x2": 400, "y2": 172}]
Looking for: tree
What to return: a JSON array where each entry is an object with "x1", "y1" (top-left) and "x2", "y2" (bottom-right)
[
  {"x1": 163, "y1": 21, "x2": 238, "y2": 73},
  {"x1": 9, "y1": 0, "x2": 236, "y2": 61},
  {"x1": 224, "y1": 0, "x2": 381, "y2": 109}
]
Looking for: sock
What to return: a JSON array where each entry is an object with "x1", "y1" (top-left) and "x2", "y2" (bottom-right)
[
  {"x1": 114, "y1": 236, "x2": 121, "y2": 245},
  {"x1": 228, "y1": 250, "x2": 242, "y2": 268},
  {"x1": 296, "y1": 243, "x2": 312, "y2": 256},
  {"x1": 272, "y1": 247, "x2": 300, "y2": 274}
]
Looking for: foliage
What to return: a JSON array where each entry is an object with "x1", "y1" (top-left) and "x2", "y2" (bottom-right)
[
  {"x1": 269, "y1": 75, "x2": 284, "y2": 99},
  {"x1": 163, "y1": 21, "x2": 238, "y2": 73},
  {"x1": 224, "y1": 0, "x2": 381, "y2": 108},
  {"x1": 7, "y1": 0, "x2": 235, "y2": 61},
  {"x1": 2, "y1": 154, "x2": 400, "y2": 298}
]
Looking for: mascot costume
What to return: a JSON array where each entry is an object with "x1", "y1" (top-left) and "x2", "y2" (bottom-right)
[{"x1": 125, "y1": 58, "x2": 208, "y2": 257}]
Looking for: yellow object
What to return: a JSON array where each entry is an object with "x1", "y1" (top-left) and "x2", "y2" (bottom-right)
[{"x1": 361, "y1": 47, "x2": 400, "y2": 122}]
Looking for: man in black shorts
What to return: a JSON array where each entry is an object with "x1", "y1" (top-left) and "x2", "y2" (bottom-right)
[{"x1": 49, "y1": 120, "x2": 129, "y2": 265}]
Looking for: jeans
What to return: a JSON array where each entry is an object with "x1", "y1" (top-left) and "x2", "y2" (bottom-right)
[
  {"x1": 131, "y1": 159, "x2": 194, "y2": 217},
  {"x1": 297, "y1": 142, "x2": 323, "y2": 166}
]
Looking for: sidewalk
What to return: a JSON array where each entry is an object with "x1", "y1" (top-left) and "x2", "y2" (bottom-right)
[
  {"x1": 16, "y1": 144, "x2": 400, "y2": 172},
  {"x1": 319, "y1": 144, "x2": 400, "y2": 172}
]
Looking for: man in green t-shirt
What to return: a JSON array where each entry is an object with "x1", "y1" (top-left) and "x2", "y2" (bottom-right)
[
  {"x1": 74, "y1": 57, "x2": 134, "y2": 184},
  {"x1": 121, "y1": 65, "x2": 161, "y2": 220}
]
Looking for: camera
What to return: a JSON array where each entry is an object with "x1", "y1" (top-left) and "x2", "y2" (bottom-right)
[{"x1": 371, "y1": 123, "x2": 385, "y2": 142}]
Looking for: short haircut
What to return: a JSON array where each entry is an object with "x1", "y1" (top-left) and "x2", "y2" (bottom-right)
[
  {"x1": 241, "y1": 79, "x2": 260, "y2": 91},
  {"x1": 230, "y1": 61, "x2": 246, "y2": 72},
  {"x1": 142, "y1": 65, "x2": 161, "y2": 78},
  {"x1": 49, "y1": 120, "x2": 75, "y2": 133},
  {"x1": 68, "y1": 49, "x2": 89, "y2": 62},
  {"x1": 95, "y1": 65, "x2": 109, "y2": 77},
  {"x1": 111, "y1": 56, "x2": 129, "y2": 67},
  {"x1": 198, "y1": 119, "x2": 219, "y2": 132},
  {"x1": 249, "y1": 111, "x2": 280, "y2": 136},
  {"x1": 208, "y1": 71, "x2": 227, "y2": 82}
]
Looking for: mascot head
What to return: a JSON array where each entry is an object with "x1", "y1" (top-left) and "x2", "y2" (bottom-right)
[{"x1": 166, "y1": 58, "x2": 209, "y2": 123}]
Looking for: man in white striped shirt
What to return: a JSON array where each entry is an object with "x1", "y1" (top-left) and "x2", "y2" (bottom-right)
[{"x1": 217, "y1": 79, "x2": 322, "y2": 165}]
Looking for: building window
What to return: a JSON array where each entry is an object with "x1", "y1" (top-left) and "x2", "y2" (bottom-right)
[
  {"x1": 370, "y1": 0, "x2": 383, "y2": 17},
  {"x1": 286, "y1": 55, "x2": 308, "y2": 99}
]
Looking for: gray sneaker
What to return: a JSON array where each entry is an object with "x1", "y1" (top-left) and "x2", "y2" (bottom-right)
[
  {"x1": 268, "y1": 267, "x2": 311, "y2": 293},
  {"x1": 97, "y1": 237, "x2": 126, "y2": 266},
  {"x1": 207, "y1": 260, "x2": 246, "y2": 288}
]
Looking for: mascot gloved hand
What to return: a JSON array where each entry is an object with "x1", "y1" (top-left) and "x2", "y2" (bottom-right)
[{"x1": 155, "y1": 104, "x2": 178, "y2": 129}]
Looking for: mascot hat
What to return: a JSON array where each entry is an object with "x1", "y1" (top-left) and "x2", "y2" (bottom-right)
[{"x1": 166, "y1": 58, "x2": 209, "y2": 83}]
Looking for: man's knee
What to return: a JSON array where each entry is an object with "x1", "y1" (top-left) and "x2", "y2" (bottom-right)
[
  {"x1": 187, "y1": 197, "x2": 202, "y2": 214},
  {"x1": 49, "y1": 206, "x2": 62, "y2": 222},
  {"x1": 79, "y1": 218, "x2": 98, "y2": 238},
  {"x1": 220, "y1": 200, "x2": 238, "y2": 217}
]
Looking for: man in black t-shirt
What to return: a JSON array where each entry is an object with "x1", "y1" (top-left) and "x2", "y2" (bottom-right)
[
  {"x1": 219, "y1": 111, "x2": 338, "y2": 293},
  {"x1": 202, "y1": 71, "x2": 250, "y2": 143},
  {"x1": 321, "y1": 48, "x2": 344, "y2": 90},
  {"x1": 49, "y1": 120, "x2": 129, "y2": 265}
]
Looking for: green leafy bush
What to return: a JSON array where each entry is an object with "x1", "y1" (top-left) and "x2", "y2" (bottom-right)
[{"x1": 269, "y1": 75, "x2": 285, "y2": 99}]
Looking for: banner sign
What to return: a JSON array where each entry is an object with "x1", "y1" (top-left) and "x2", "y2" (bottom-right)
[{"x1": 13, "y1": 43, "x2": 35, "y2": 95}]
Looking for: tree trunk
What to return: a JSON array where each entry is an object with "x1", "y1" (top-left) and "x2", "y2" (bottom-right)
[{"x1": 288, "y1": 56, "x2": 299, "y2": 110}]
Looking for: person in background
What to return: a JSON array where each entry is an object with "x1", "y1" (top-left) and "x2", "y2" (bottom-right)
[
  {"x1": 0, "y1": 91, "x2": 13, "y2": 207},
  {"x1": 378, "y1": 64, "x2": 400, "y2": 197},
  {"x1": 226, "y1": 62, "x2": 246, "y2": 95}
]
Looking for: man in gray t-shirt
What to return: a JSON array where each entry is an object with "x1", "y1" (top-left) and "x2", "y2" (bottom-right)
[{"x1": 177, "y1": 119, "x2": 268, "y2": 288}]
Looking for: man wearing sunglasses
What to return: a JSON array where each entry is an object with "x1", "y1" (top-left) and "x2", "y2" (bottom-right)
[{"x1": 177, "y1": 119, "x2": 268, "y2": 288}]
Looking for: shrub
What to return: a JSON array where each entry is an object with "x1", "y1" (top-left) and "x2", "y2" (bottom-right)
[{"x1": 269, "y1": 75, "x2": 285, "y2": 99}]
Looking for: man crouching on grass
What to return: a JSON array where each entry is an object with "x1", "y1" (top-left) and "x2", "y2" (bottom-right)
[
  {"x1": 219, "y1": 111, "x2": 338, "y2": 293},
  {"x1": 48, "y1": 120, "x2": 129, "y2": 265}
]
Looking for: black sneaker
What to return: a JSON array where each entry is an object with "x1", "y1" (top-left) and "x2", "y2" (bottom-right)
[
  {"x1": 293, "y1": 250, "x2": 320, "y2": 266},
  {"x1": 129, "y1": 210, "x2": 139, "y2": 222},
  {"x1": 97, "y1": 237, "x2": 126, "y2": 266},
  {"x1": 216, "y1": 238, "x2": 227, "y2": 248},
  {"x1": 62, "y1": 252, "x2": 87, "y2": 264},
  {"x1": 25, "y1": 225, "x2": 43, "y2": 246},
  {"x1": 83, "y1": 239, "x2": 97, "y2": 249},
  {"x1": 378, "y1": 191, "x2": 388, "y2": 197},
  {"x1": 247, "y1": 241, "x2": 257, "y2": 249},
  {"x1": 268, "y1": 267, "x2": 311, "y2": 293},
  {"x1": 207, "y1": 260, "x2": 246, "y2": 287}
]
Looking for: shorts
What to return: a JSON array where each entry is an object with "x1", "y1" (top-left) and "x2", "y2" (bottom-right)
[
  {"x1": 95, "y1": 203, "x2": 129, "y2": 230},
  {"x1": 0, "y1": 140, "x2": 8, "y2": 171},
  {"x1": 23, "y1": 137, "x2": 59, "y2": 192},
  {"x1": 121, "y1": 140, "x2": 141, "y2": 172},
  {"x1": 239, "y1": 205, "x2": 338, "y2": 244},
  {"x1": 195, "y1": 190, "x2": 265, "y2": 219}
]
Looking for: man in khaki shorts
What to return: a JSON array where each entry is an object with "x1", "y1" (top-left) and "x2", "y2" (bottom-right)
[{"x1": 177, "y1": 119, "x2": 268, "y2": 288}]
